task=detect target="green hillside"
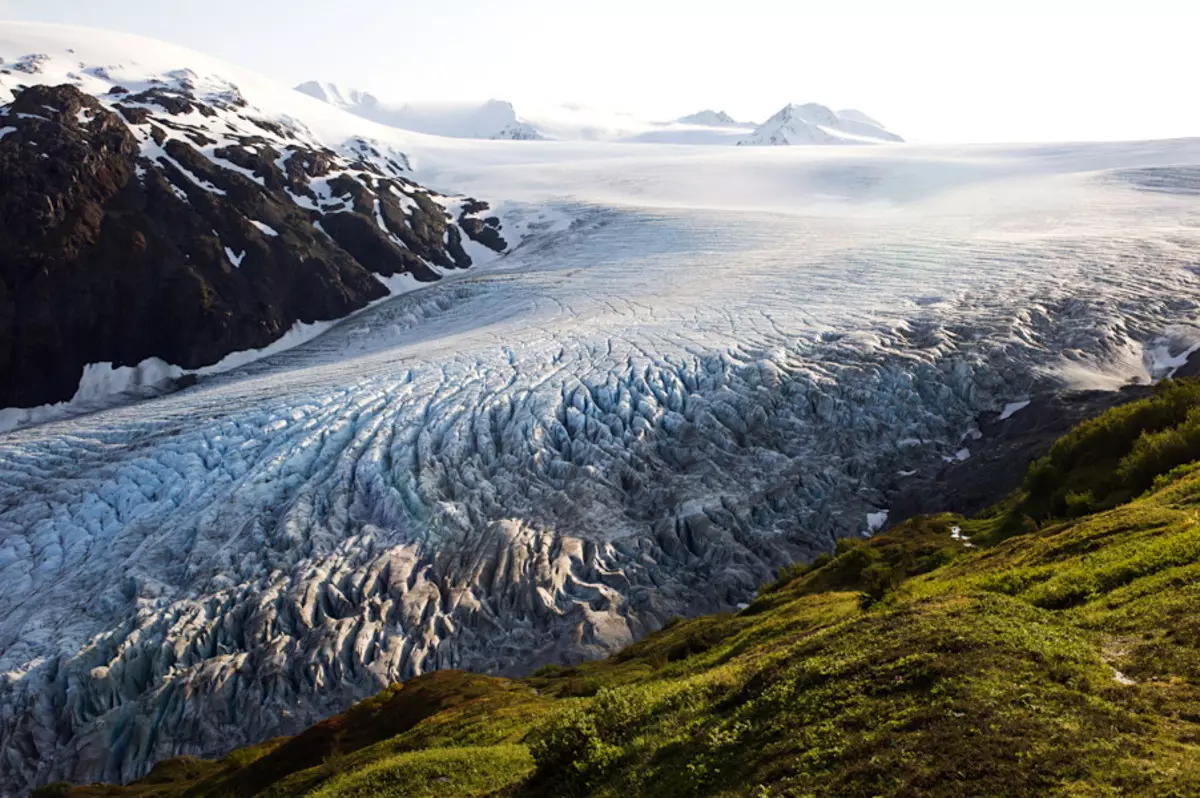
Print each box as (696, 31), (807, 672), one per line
(38, 381), (1200, 798)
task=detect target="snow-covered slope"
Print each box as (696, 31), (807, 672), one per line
(739, 102), (904, 145)
(4, 20), (1200, 798)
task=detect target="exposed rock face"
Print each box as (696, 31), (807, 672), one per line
(0, 81), (506, 409)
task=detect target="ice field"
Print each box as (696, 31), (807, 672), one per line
(3, 21), (1200, 793)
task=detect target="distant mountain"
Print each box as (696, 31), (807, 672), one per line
(675, 109), (741, 126)
(738, 103), (903, 146)
(296, 83), (900, 146)
(295, 81), (533, 140)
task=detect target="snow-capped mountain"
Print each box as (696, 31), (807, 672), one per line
(296, 82), (753, 143)
(295, 81), (540, 140)
(738, 102), (904, 145)
(675, 109), (741, 126)
(295, 83), (897, 146)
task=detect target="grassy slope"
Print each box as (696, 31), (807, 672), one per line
(37, 382), (1200, 798)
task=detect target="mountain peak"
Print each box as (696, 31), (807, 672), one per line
(675, 109), (739, 126)
(740, 102), (903, 146)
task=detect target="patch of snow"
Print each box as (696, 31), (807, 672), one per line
(1110, 666), (1136, 686)
(0, 126), (16, 139)
(999, 400), (1031, 420)
(192, 319), (336, 376)
(224, 246), (245, 267)
(866, 510), (889, 533)
(249, 219), (278, 236)
(1143, 329), (1200, 379)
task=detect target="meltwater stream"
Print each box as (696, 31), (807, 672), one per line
(3, 157), (1200, 790)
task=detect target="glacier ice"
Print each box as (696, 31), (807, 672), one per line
(2, 172), (1200, 790)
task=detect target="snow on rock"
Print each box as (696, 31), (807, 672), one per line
(0, 21), (513, 423)
(999, 400), (1031, 420)
(1143, 329), (1200, 378)
(866, 510), (890, 533)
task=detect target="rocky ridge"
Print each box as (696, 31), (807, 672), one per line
(0, 63), (507, 411)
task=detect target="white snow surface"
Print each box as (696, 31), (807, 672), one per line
(4, 20), (1200, 795)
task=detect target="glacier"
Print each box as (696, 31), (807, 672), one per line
(2, 21), (1200, 796)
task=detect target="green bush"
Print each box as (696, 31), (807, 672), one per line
(1118, 405), (1200, 493)
(528, 688), (651, 791)
(858, 561), (900, 607)
(1015, 379), (1200, 527)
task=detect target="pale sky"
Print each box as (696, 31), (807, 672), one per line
(2, 0), (1196, 143)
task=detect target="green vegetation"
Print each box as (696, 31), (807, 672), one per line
(40, 382), (1200, 797)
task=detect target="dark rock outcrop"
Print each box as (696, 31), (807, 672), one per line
(0, 83), (506, 410)
(885, 383), (1160, 522)
(459, 198), (509, 252)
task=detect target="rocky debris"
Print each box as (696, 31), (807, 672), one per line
(886, 383), (1158, 522)
(0, 79), (507, 410)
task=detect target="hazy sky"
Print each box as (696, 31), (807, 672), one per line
(1, 0), (1195, 143)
